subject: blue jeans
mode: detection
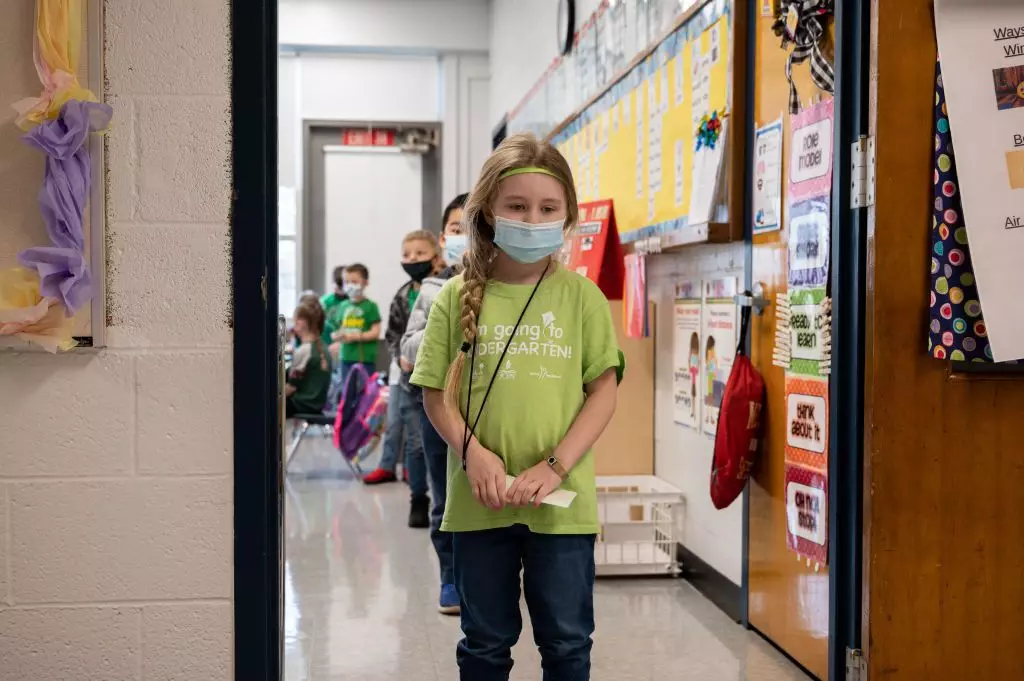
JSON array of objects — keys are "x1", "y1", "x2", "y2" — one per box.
[
  {"x1": 453, "y1": 525, "x2": 596, "y2": 681},
  {"x1": 420, "y1": 406, "x2": 454, "y2": 585},
  {"x1": 379, "y1": 384, "x2": 426, "y2": 496}
]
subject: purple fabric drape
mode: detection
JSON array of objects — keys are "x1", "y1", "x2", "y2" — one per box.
[{"x1": 17, "y1": 100, "x2": 113, "y2": 315}]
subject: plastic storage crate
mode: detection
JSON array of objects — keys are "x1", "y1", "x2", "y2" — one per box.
[{"x1": 595, "y1": 475, "x2": 683, "y2": 577}]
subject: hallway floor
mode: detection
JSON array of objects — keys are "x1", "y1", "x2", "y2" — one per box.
[{"x1": 283, "y1": 434, "x2": 810, "y2": 681}]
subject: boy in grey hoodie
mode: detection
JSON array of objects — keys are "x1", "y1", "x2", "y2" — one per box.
[{"x1": 399, "y1": 193, "x2": 467, "y2": 615}]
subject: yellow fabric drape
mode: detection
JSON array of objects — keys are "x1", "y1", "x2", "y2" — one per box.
[
  {"x1": 11, "y1": 0, "x2": 97, "y2": 130},
  {"x1": 0, "y1": 269, "x2": 77, "y2": 353}
]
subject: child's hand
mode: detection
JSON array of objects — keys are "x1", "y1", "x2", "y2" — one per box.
[
  {"x1": 465, "y1": 442, "x2": 506, "y2": 511},
  {"x1": 507, "y1": 461, "x2": 563, "y2": 508},
  {"x1": 399, "y1": 358, "x2": 414, "y2": 372}
]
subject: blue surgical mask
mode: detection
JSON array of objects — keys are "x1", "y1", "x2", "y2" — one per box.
[
  {"x1": 343, "y1": 283, "x2": 364, "y2": 299},
  {"x1": 443, "y1": 234, "x2": 468, "y2": 266},
  {"x1": 493, "y1": 216, "x2": 565, "y2": 264}
]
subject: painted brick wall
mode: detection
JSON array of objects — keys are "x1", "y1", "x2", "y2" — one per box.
[{"x1": 0, "y1": 1, "x2": 234, "y2": 678}]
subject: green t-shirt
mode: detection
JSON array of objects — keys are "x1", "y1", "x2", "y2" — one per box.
[
  {"x1": 320, "y1": 292, "x2": 346, "y2": 321},
  {"x1": 408, "y1": 287, "x2": 420, "y2": 311},
  {"x1": 332, "y1": 298, "x2": 381, "y2": 364},
  {"x1": 288, "y1": 341, "x2": 331, "y2": 413},
  {"x1": 411, "y1": 267, "x2": 621, "y2": 535}
]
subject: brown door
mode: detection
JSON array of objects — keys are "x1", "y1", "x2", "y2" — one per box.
[
  {"x1": 747, "y1": 7, "x2": 833, "y2": 679},
  {"x1": 864, "y1": 0, "x2": 1024, "y2": 678}
]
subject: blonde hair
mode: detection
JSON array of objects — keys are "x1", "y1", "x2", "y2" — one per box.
[
  {"x1": 403, "y1": 229, "x2": 440, "y2": 256},
  {"x1": 442, "y1": 133, "x2": 579, "y2": 417}
]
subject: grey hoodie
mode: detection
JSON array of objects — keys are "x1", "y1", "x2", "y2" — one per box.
[{"x1": 399, "y1": 266, "x2": 456, "y2": 392}]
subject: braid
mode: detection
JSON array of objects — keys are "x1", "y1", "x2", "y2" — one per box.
[{"x1": 443, "y1": 240, "x2": 494, "y2": 418}]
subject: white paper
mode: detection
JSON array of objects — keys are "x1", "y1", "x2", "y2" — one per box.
[
  {"x1": 753, "y1": 120, "x2": 783, "y2": 233},
  {"x1": 701, "y1": 278, "x2": 739, "y2": 438},
  {"x1": 673, "y1": 282, "x2": 702, "y2": 428},
  {"x1": 934, "y1": 0, "x2": 1024, "y2": 361},
  {"x1": 674, "y1": 139, "x2": 685, "y2": 206},
  {"x1": 505, "y1": 475, "x2": 577, "y2": 508},
  {"x1": 688, "y1": 121, "x2": 728, "y2": 225}
]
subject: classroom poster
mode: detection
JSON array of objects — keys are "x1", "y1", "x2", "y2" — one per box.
[
  {"x1": 701, "y1": 277, "x2": 738, "y2": 437},
  {"x1": 934, "y1": 0, "x2": 1024, "y2": 361},
  {"x1": 785, "y1": 464, "x2": 828, "y2": 565},
  {"x1": 753, "y1": 119, "x2": 783, "y2": 234},
  {"x1": 672, "y1": 280, "x2": 702, "y2": 429},
  {"x1": 624, "y1": 253, "x2": 648, "y2": 338},
  {"x1": 788, "y1": 98, "x2": 834, "y2": 202},
  {"x1": 783, "y1": 374, "x2": 829, "y2": 472},
  {"x1": 788, "y1": 286, "x2": 829, "y2": 377},
  {"x1": 563, "y1": 200, "x2": 626, "y2": 300},
  {"x1": 788, "y1": 196, "x2": 831, "y2": 287}
]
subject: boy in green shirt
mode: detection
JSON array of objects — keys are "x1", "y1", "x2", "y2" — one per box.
[{"x1": 329, "y1": 263, "x2": 381, "y2": 384}]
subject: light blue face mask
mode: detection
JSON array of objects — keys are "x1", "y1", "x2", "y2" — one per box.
[
  {"x1": 443, "y1": 234, "x2": 468, "y2": 266},
  {"x1": 493, "y1": 216, "x2": 565, "y2": 264}
]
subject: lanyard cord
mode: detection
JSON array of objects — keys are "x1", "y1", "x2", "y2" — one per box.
[{"x1": 461, "y1": 259, "x2": 551, "y2": 469}]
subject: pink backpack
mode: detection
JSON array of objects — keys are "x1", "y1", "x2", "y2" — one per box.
[{"x1": 332, "y1": 364, "x2": 387, "y2": 461}]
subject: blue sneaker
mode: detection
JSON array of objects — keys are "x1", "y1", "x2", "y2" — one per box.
[{"x1": 439, "y1": 584, "x2": 460, "y2": 615}]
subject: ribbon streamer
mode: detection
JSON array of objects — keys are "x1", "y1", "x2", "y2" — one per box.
[{"x1": 773, "y1": 0, "x2": 835, "y2": 114}]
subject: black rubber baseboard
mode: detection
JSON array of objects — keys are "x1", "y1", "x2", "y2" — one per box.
[{"x1": 675, "y1": 543, "x2": 743, "y2": 623}]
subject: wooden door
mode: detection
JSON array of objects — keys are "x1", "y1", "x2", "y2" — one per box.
[
  {"x1": 864, "y1": 0, "x2": 1024, "y2": 678},
  {"x1": 747, "y1": 7, "x2": 832, "y2": 679}
]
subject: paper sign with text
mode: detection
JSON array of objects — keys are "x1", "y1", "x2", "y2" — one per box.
[
  {"x1": 784, "y1": 374, "x2": 829, "y2": 471},
  {"x1": 673, "y1": 280, "x2": 702, "y2": 429},
  {"x1": 789, "y1": 286, "x2": 829, "y2": 376},
  {"x1": 789, "y1": 99, "x2": 834, "y2": 201},
  {"x1": 785, "y1": 464, "x2": 828, "y2": 565},
  {"x1": 788, "y1": 196, "x2": 831, "y2": 288}
]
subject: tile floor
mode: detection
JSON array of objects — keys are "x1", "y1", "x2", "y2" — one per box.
[{"x1": 283, "y1": 430, "x2": 810, "y2": 681}]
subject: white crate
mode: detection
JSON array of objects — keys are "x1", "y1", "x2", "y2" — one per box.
[{"x1": 594, "y1": 475, "x2": 683, "y2": 577}]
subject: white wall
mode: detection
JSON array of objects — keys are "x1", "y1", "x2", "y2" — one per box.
[
  {"x1": 488, "y1": 0, "x2": 603, "y2": 126},
  {"x1": 0, "y1": 0, "x2": 233, "y2": 677},
  {"x1": 279, "y1": 0, "x2": 491, "y2": 52},
  {"x1": 648, "y1": 244, "x2": 746, "y2": 586}
]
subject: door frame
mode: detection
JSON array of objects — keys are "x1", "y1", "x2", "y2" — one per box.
[
  {"x1": 232, "y1": 1, "x2": 282, "y2": 679},
  {"x1": 828, "y1": 0, "x2": 871, "y2": 678}
]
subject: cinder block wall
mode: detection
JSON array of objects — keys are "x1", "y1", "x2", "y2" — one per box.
[{"x1": 0, "y1": 1, "x2": 234, "y2": 678}]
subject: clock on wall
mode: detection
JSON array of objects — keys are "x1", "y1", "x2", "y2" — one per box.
[{"x1": 557, "y1": 0, "x2": 576, "y2": 56}]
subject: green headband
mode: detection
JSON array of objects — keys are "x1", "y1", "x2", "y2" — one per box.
[{"x1": 498, "y1": 166, "x2": 560, "y2": 182}]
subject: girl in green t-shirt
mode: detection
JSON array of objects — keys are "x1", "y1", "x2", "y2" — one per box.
[{"x1": 411, "y1": 133, "x2": 621, "y2": 680}]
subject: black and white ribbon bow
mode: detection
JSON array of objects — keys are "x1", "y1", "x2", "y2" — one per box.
[{"x1": 773, "y1": 0, "x2": 835, "y2": 114}]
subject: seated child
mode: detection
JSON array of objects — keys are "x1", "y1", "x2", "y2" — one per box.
[
  {"x1": 329, "y1": 263, "x2": 381, "y2": 385},
  {"x1": 285, "y1": 301, "x2": 332, "y2": 417}
]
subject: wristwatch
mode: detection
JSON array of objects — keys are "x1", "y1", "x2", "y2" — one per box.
[{"x1": 546, "y1": 455, "x2": 569, "y2": 481}]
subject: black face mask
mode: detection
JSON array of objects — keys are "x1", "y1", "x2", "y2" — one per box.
[{"x1": 402, "y1": 260, "x2": 433, "y2": 283}]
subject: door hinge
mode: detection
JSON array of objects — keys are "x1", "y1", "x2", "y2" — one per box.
[
  {"x1": 851, "y1": 135, "x2": 875, "y2": 208},
  {"x1": 846, "y1": 647, "x2": 866, "y2": 681}
]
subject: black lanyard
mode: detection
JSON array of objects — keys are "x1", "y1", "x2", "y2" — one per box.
[{"x1": 460, "y1": 260, "x2": 551, "y2": 469}]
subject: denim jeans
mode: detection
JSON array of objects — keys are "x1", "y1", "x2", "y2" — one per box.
[
  {"x1": 452, "y1": 525, "x2": 596, "y2": 681},
  {"x1": 419, "y1": 406, "x2": 454, "y2": 585},
  {"x1": 379, "y1": 384, "x2": 426, "y2": 496}
]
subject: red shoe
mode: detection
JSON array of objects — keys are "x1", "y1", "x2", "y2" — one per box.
[
  {"x1": 363, "y1": 469, "x2": 397, "y2": 485},
  {"x1": 403, "y1": 467, "x2": 410, "y2": 482}
]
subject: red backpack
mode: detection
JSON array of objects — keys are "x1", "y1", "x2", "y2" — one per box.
[{"x1": 710, "y1": 305, "x2": 766, "y2": 510}]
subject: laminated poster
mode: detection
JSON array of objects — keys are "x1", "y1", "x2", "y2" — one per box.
[
  {"x1": 788, "y1": 98, "x2": 834, "y2": 202},
  {"x1": 701, "y1": 277, "x2": 738, "y2": 438},
  {"x1": 672, "y1": 280, "x2": 702, "y2": 429},
  {"x1": 788, "y1": 195, "x2": 831, "y2": 288},
  {"x1": 789, "y1": 286, "x2": 829, "y2": 377},
  {"x1": 624, "y1": 253, "x2": 648, "y2": 338},
  {"x1": 785, "y1": 463, "x2": 829, "y2": 565},
  {"x1": 784, "y1": 373, "x2": 829, "y2": 472},
  {"x1": 753, "y1": 119, "x2": 783, "y2": 234},
  {"x1": 934, "y1": 0, "x2": 1024, "y2": 361}
]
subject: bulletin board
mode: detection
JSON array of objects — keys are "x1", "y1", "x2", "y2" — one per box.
[
  {"x1": 0, "y1": 1, "x2": 106, "y2": 348},
  {"x1": 549, "y1": 0, "x2": 740, "y2": 246}
]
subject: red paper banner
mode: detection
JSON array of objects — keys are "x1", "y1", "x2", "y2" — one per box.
[{"x1": 562, "y1": 199, "x2": 625, "y2": 301}]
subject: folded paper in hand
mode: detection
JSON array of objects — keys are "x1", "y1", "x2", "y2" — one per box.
[{"x1": 504, "y1": 475, "x2": 577, "y2": 508}]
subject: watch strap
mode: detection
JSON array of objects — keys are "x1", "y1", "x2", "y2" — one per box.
[{"x1": 546, "y1": 455, "x2": 569, "y2": 481}]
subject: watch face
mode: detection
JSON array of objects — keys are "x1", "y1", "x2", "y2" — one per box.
[{"x1": 547, "y1": 456, "x2": 558, "y2": 466}]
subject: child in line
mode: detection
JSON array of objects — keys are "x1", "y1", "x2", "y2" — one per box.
[
  {"x1": 329, "y1": 263, "x2": 381, "y2": 385},
  {"x1": 320, "y1": 265, "x2": 348, "y2": 322},
  {"x1": 363, "y1": 232, "x2": 443, "y2": 527},
  {"x1": 400, "y1": 192, "x2": 469, "y2": 614},
  {"x1": 285, "y1": 301, "x2": 332, "y2": 417},
  {"x1": 411, "y1": 134, "x2": 621, "y2": 679}
]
